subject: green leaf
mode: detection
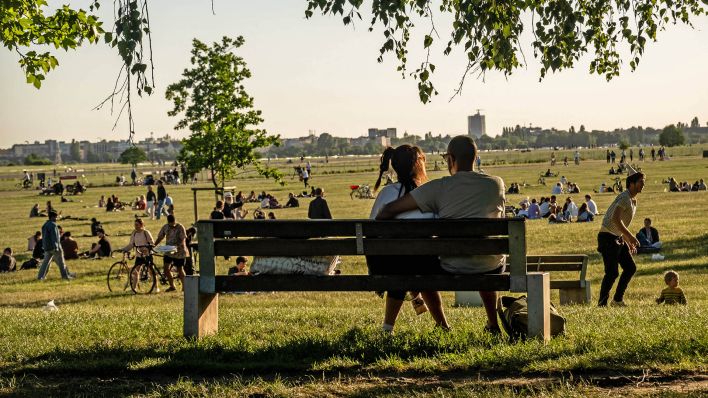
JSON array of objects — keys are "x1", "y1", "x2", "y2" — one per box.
[{"x1": 424, "y1": 35, "x2": 433, "y2": 48}]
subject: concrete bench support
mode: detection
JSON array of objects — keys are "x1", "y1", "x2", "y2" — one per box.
[
  {"x1": 526, "y1": 272, "x2": 551, "y2": 342},
  {"x1": 184, "y1": 276, "x2": 219, "y2": 339}
]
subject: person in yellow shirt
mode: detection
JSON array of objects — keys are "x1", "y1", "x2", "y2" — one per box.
[{"x1": 656, "y1": 270, "x2": 687, "y2": 305}]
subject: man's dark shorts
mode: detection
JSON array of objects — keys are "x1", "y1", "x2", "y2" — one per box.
[
  {"x1": 164, "y1": 256, "x2": 185, "y2": 268},
  {"x1": 135, "y1": 255, "x2": 153, "y2": 266}
]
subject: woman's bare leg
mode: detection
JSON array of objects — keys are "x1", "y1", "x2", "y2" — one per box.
[
  {"x1": 421, "y1": 291, "x2": 449, "y2": 329},
  {"x1": 383, "y1": 296, "x2": 404, "y2": 330}
]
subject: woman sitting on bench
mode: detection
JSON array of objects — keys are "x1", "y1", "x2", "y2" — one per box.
[{"x1": 367, "y1": 145, "x2": 447, "y2": 333}]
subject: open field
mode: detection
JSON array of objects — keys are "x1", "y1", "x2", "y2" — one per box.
[{"x1": 1, "y1": 148, "x2": 707, "y2": 397}]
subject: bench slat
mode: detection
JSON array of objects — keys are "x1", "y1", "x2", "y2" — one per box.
[
  {"x1": 213, "y1": 238, "x2": 510, "y2": 256},
  {"x1": 550, "y1": 280, "x2": 585, "y2": 289},
  {"x1": 201, "y1": 219, "x2": 517, "y2": 239},
  {"x1": 527, "y1": 263, "x2": 584, "y2": 272},
  {"x1": 214, "y1": 274, "x2": 511, "y2": 292},
  {"x1": 526, "y1": 255, "x2": 586, "y2": 263}
]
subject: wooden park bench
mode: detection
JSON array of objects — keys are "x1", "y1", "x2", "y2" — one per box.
[
  {"x1": 527, "y1": 255, "x2": 590, "y2": 304},
  {"x1": 184, "y1": 219, "x2": 552, "y2": 341}
]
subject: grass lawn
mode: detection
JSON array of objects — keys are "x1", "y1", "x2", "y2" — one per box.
[{"x1": 1, "y1": 148, "x2": 707, "y2": 397}]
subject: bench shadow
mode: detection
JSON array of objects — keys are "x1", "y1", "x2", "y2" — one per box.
[{"x1": 2, "y1": 325, "x2": 668, "y2": 381}]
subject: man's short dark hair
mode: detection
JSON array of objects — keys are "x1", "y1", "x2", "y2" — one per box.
[
  {"x1": 447, "y1": 136, "x2": 477, "y2": 171},
  {"x1": 626, "y1": 171, "x2": 645, "y2": 188},
  {"x1": 48, "y1": 210, "x2": 58, "y2": 219},
  {"x1": 236, "y1": 256, "x2": 247, "y2": 264},
  {"x1": 315, "y1": 188, "x2": 323, "y2": 196},
  {"x1": 64, "y1": 231, "x2": 71, "y2": 238},
  {"x1": 167, "y1": 214, "x2": 176, "y2": 224}
]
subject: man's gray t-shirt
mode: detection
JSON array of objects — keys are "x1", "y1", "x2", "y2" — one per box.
[{"x1": 410, "y1": 171, "x2": 506, "y2": 274}]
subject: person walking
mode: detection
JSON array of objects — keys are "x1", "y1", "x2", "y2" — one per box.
[
  {"x1": 308, "y1": 188, "x2": 332, "y2": 219},
  {"x1": 597, "y1": 166, "x2": 645, "y2": 307},
  {"x1": 37, "y1": 211, "x2": 74, "y2": 280},
  {"x1": 155, "y1": 180, "x2": 167, "y2": 220},
  {"x1": 146, "y1": 185, "x2": 156, "y2": 220},
  {"x1": 153, "y1": 214, "x2": 189, "y2": 292}
]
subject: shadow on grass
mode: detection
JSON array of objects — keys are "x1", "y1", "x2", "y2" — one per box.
[
  {"x1": 0, "y1": 291, "x2": 126, "y2": 308},
  {"x1": 585, "y1": 234, "x2": 708, "y2": 283}
]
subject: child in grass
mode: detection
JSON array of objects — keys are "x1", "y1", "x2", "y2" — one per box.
[{"x1": 656, "y1": 271, "x2": 687, "y2": 305}]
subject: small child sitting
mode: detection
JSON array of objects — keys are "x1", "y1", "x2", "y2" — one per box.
[{"x1": 656, "y1": 270, "x2": 687, "y2": 305}]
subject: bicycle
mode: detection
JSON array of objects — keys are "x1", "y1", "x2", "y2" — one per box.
[
  {"x1": 349, "y1": 184, "x2": 375, "y2": 199},
  {"x1": 15, "y1": 180, "x2": 32, "y2": 190},
  {"x1": 106, "y1": 250, "x2": 135, "y2": 293},
  {"x1": 129, "y1": 245, "x2": 183, "y2": 294}
]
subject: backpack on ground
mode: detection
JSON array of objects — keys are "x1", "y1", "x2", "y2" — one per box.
[{"x1": 498, "y1": 295, "x2": 566, "y2": 340}]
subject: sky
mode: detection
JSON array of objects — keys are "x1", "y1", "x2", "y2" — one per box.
[{"x1": 1, "y1": 1, "x2": 707, "y2": 148}]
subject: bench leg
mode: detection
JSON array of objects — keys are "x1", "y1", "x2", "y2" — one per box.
[
  {"x1": 559, "y1": 284, "x2": 591, "y2": 305},
  {"x1": 527, "y1": 272, "x2": 550, "y2": 342},
  {"x1": 184, "y1": 276, "x2": 219, "y2": 339}
]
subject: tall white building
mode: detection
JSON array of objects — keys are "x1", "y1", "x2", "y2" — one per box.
[{"x1": 467, "y1": 111, "x2": 486, "y2": 138}]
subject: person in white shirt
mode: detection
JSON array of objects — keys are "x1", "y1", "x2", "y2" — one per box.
[
  {"x1": 585, "y1": 194, "x2": 599, "y2": 215},
  {"x1": 368, "y1": 145, "x2": 447, "y2": 332},
  {"x1": 516, "y1": 202, "x2": 529, "y2": 218},
  {"x1": 562, "y1": 197, "x2": 579, "y2": 220}
]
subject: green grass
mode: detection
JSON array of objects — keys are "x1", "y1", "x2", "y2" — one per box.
[{"x1": 1, "y1": 149, "x2": 707, "y2": 396}]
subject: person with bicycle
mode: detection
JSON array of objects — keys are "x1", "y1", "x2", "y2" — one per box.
[
  {"x1": 121, "y1": 218, "x2": 155, "y2": 269},
  {"x1": 153, "y1": 214, "x2": 188, "y2": 292}
]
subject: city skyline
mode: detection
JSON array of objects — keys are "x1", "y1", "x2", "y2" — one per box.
[{"x1": 1, "y1": 2, "x2": 707, "y2": 148}]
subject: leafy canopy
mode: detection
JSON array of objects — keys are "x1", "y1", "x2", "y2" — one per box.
[
  {"x1": 659, "y1": 125, "x2": 685, "y2": 147},
  {"x1": 305, "y1": 0, "x2": 707, "y2": 103},
  {"x1": 1, "y1": 0, "x2": 104, "y2": 88},
  {"x1": 118, "y1": 146, "x2": 148, "y2": 166},
  {"x1": 166, "y1": 36, "x2": 282, "y2": 188}
]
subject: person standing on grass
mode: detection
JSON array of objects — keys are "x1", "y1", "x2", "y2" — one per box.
[
  {"x1": 155, "y1": 180, "x2": 167, "y2": 220},
  {"x1": 308, "y1": 188, "x2": 332, "y2": 219},
  {"x1": 153, "y1": 214, "x2": 188, "y2": 292},
  {"x1": 301, "y1": 167, "x2": 310, "y2": 189},
  {"x1": 597, "y1": 166, "x2": 645, "y2": 307},
  {"x1": 37, "y1": 211, "x2": 74, "y2": 280},
  {"x1": 146, "y1": 185, "x2": 156, "y2": 220},
  {"x1": 377, "y1": 136, "x2": 506, "y2": 334}
]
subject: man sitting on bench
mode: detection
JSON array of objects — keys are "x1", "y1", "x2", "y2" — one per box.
[{"x1": 377, "y1": 135, "x2": 506, "y2": 334}]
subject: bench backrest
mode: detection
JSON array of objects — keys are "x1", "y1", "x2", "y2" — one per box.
[
  {"x1": 196, "y1": 218, "x2": 528, "y2": 293},
  {"x1": 526, "y1": 255, "x2": 588, "y2": 282}
]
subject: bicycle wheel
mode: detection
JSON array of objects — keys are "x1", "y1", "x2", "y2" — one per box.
[
  {"x1": 107, "y1": 261, "x2": 132, "y2": 293},
  {"x1": 130, "y1": 263, "x2": 156, "y2": 294}
]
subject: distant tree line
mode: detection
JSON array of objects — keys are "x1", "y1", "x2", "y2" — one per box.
[{"x1": 266, "y1": 118, "x2": 704, "y2": 157}]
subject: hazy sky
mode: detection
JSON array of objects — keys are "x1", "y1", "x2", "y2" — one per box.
[{"x1": 1, "y1": 1, "x2": 707, "y2": 147}]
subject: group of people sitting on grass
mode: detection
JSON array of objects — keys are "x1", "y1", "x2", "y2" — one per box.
[
  {"x1": 667, "y1": 177, "x2": 706, "y2": 192},
  {"x1": 550, "y1": 176, "x2": 580, "y2": 195},
  {"x1": 99, "y1": 194, "x2": 128, "y2": 212},
  {"x1": 506, "y1": 182, "x2": 521, "y2": 194},
  {"x1": 513, "y1": 194, "x2": 599, "y2": 223}
]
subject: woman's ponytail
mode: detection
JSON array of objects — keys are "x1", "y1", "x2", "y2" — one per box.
[{"x1": 374, "y1": 147, "x2": 395, "y2": 191}]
